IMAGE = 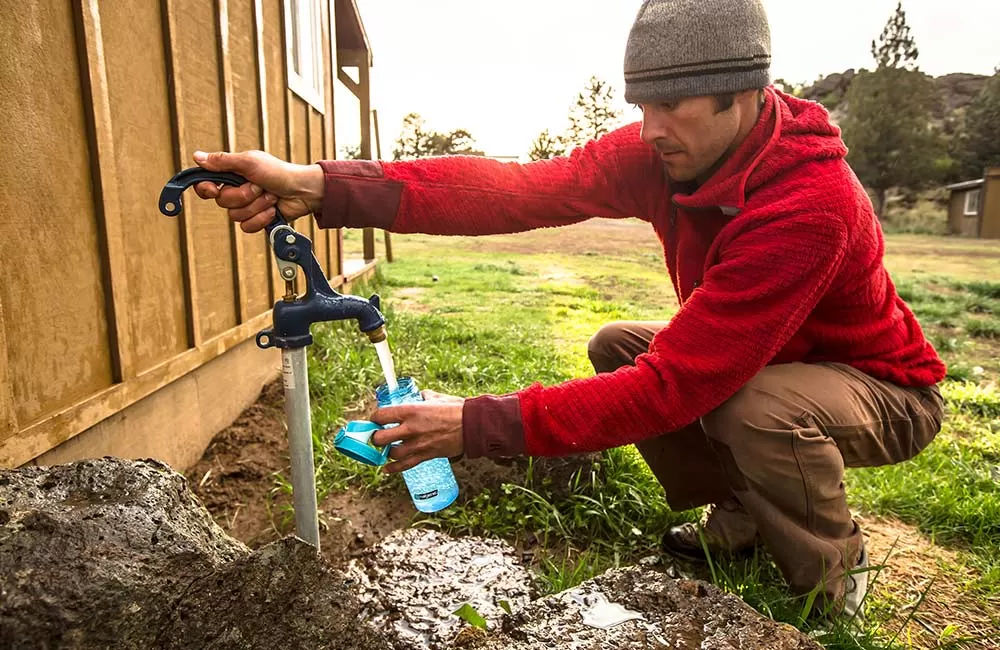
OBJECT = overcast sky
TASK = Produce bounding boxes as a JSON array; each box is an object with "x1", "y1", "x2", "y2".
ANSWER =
[{"x1": 334, "y1": 0, "x2": 1000, "y2": 159}]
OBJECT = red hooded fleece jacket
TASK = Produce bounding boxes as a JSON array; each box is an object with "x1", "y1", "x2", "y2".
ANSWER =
[{"x1": 315, "y1": 87, "x2": 946, "y2": 460}]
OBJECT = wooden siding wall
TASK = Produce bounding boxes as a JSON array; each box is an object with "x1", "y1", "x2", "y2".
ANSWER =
[
  {"x1": 0, "y1": 0, "x2": 349, "y2": 467},
  {"x1": 947, "y1": 191, "x2": 970, "y2": 236},
  {"x1": 982, "y1": 168, "x2": 1000, "y2": 240}
]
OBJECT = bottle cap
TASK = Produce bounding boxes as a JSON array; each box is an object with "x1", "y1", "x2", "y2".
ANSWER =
[{"x1": 334, "y1": 420, "x2": 392, "y2": 467}]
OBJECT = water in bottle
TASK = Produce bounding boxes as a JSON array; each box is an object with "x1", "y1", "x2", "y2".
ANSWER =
[{"x1": 376, "y1": 377, "x2": 460, "y2": 513}]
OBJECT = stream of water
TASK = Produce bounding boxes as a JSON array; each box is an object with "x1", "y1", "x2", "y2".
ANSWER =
[{"x1": 373, "y1": 338, "x2": 398, "y2": 393}]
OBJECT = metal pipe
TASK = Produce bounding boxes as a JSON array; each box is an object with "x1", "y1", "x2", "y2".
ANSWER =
[{"x1": 281, "y1": 347, "x2": 320, "y2": 549}]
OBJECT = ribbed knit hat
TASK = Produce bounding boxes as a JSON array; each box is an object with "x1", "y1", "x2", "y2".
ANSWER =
[{"x1": 624, "y1": 0, "x2": 772, "y2": 104}]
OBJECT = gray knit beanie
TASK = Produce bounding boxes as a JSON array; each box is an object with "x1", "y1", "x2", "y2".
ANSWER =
[{"x1": 624, "y1": 0, "x2": 771, "y2": 104}]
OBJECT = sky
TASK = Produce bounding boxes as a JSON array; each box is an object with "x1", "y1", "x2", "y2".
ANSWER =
[{"x1": 334, "y1": 0, "x2": 1000, "y2": 159}]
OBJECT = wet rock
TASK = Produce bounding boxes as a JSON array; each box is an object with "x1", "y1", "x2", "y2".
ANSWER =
[
  {"x1": 0, "y1": 458, "x2": 391, "y2": 650},
  {"x1": 157, "y1": 537, "x2": 390, "y2": 650},
  {"x1": 348, "y1": 531, "x2": 819, "y2": 650},
  {"x1": 346, "y1": 529, "x2": 536, "y2": 649},
  {"x1": 458, "y1": 566, "x2": 821, "y2": 650}
]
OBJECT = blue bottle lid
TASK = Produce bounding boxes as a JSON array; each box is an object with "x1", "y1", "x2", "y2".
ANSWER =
[{"x1": 334, "y1": 420, "x2": 392, "y2": 467}]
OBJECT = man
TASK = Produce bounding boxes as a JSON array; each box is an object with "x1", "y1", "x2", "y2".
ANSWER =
[{"x1": 192, "y1": 0, "x2": 945, "y2": 617}]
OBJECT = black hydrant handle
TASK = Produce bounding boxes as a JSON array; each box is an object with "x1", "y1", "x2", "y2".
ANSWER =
[{"x1": 158, "y1": 167, "x2": 289, "y2": 233}]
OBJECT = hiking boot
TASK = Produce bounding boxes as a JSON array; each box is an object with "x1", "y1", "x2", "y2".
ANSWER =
[
  {"x1": 842, "y1": 542, "x2": 870, "y2": 620},
  {"x1": 662, "y1": 497, "x2": 759, "y2": 562}
]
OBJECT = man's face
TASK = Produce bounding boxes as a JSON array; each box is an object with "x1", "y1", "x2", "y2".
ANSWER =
[{"x1": 638, "y1": 96, "x2": 742, "y2": 183}]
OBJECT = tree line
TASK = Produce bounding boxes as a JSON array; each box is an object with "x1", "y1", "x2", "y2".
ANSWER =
[
  {"x1": 380, "y1": 75, "x2": 622, "y2": 164},
  {"x1": 840, "y1": 2, "x2": 1000, "y2": 215}
]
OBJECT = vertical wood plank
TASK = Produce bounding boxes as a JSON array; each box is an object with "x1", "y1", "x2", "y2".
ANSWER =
[
  {"x1": 74, "y1": 0, "x2": 136, "y2": 381},
  {"x1": 359, "y1": 60, "x2": 374, "y2": 261},
  {"x1": 162, "y1": 0, "x2": 201, "y2": 347},
  {"x1": 300, "y1": 103, "x2": 315, "y2": 243},
  {"x1": 252, "y1": 0, "x2": 277, "y2": 306},
  {"x1": 322, "y1": 0, "x2": 334, "y2": 161},
  {"x1": 335, "y1": 228, "x2": 344, "y2": 276},
  {"x1": 372, "y1": 108, "x2": 392, "y2": 262},
  {"x1": 322, "y1": 0, "x2": 336, "y2": 273},
  {"x1": 253, "y1": 0, "x2": 269, "y2": 154},
  {"x1": 323, "y1": 0, "x2": 341, "y2": 278},
  {"x1": 306, "y1": 107, "x2": 330, "y2": 275},
  {"x1": 217, "y1": 0, "x2": 249, "y2": 324},
  {"x1": 0, "y1": 292, "x2": 16, "y2": 440}
]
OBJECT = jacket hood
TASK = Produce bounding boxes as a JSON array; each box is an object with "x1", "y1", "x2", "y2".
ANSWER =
[{"x1": 673, "y1": 87, "x2": 848, "y2": 211}]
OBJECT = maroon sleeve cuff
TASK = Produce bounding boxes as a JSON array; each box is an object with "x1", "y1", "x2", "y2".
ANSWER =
[
  {"x1": 462, "y1": 394, "x2": 526, "y2": 459},
  {"x1": 314, "y1": 160, "x2": 402, "y2": 230}
]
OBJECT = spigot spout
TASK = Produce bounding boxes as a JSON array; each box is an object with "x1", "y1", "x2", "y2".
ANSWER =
[
  {"x1": 310, "y1": 292, "x2": 386, "y2": 334},
  {"x1": 366, "y1": 324, "x2": 387, "y2": 343}
]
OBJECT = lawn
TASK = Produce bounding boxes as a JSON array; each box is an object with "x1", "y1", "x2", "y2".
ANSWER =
[{"x1": 305, "y1": 221, "x2": 1000, "y2": 649}]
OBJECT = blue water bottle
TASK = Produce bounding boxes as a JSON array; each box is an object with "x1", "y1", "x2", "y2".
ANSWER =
[{"x1": 376, "y1": 377, "x2": 460, "y2": 513}]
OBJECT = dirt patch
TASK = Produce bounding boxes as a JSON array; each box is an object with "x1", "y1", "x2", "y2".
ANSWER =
[
  {"x1": 394, "y1": 286, "x2": 432, "y2": 314},
  {"x1": 186, "y1": 380, "x2": 289, "y2": 547},
  {"x1": 889, "y1": 246, "x2": 1000, "y2": 260},
  {"x1": 457, "y1": 220, "x2": 661, "y2": 257},
  {"x1": 857, "y1": 514, "x2": 999, "y2": 649}
]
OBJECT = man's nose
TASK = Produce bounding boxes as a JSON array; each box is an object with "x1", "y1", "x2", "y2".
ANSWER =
[{"x1": 640, "y1": 112, "x2": 669, "y2": 147}]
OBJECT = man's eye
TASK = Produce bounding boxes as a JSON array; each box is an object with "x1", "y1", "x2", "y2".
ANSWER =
[{"x1": 660, "y1": 102, "x2": 677, "y2": 111}]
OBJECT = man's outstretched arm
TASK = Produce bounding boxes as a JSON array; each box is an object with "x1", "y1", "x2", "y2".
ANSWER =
[{"x1": 191, "y1": 123, "x2": 660, "y2": 236}]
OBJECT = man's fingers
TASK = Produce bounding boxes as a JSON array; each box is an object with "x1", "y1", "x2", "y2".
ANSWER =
[
  {"x1": 370, "y1": 405, "x2": 415, "y2": 428},
  {"x1": 193, "y1": 181, "x2": 220, "y2": 199},
  {"x1": 371, "y1": 423, "x2": 415, "y2": 447},
  {"x1": 387, "y1": 440, "x2": 418, "y2": 462},
  {"x1": 229, "y1": 193, "x2": 276, "y2": 221},
  {"x1": 193, "y1": 150, "x2": 254, "y2": 174},
  {"x1": 239, "y1": 207, "x2": 277, "y2": 233},
  {"x1": 215, "y1": 183, "x2": 263, "y2": 209},
  {"x1": 383, "y1": 449, "x2": 430, "y2": 474}
]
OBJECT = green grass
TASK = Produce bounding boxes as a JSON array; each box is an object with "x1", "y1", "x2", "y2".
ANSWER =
[{"x1": 285, "y1": 228, "x2": 999, "y2": 648}]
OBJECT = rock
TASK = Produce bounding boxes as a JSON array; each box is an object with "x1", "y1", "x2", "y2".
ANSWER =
[
  {"x1": 458, "y1": 566, "x2": 822, "y2": 650},
  {"x1": 345, "y1": 529, "x2": 536, "y2": 650},
  {"x1": 0, "y1": 458, "x2": 392, "y2": 650},
  {"x1": 156, "y1": 537, "x2": 388, "y2": 650},
  {"x1": 933, "y1": 73, "x2": 989, "y2": 114},
  {"x1": 801, "y1": 68, "x2": 989, "y2": 121},
  {"x1": 347, "y1": 530, "x2": 820, "y2": 650},
  {"x1": 803, "y1": 69, "x2": 856, "y2": 104}
]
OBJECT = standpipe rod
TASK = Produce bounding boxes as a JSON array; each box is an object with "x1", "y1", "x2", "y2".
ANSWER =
[{"x1": 281, "y1": 347, "x2": 320, "y2": 549}]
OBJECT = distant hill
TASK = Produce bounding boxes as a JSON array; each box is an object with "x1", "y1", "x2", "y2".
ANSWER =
[{"x1": 792, "y1": 70, "x2": 989, "y2": 125}]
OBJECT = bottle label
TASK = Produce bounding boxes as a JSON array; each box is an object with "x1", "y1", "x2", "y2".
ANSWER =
[{"x1": 414, "y1": 489, "x2": 439, "y2": 500}]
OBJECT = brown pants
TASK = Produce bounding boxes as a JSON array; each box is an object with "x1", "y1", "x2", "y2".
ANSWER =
[{"x1": 588, "y1": 321, "x2": 944, "y2": 603}]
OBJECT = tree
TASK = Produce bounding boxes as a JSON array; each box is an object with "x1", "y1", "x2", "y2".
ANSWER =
[
  {"x1": 527, "y1": 129, "x2": 565, "y2": 161},
  {"x1": 954, "y1": 69, "x2": 1000, "y2": 178},
  {"x1": 840, "y1": 2, "x2": 943, "y2": 217},
  {"x1": 565, "y1": 76, "x2": 621, "y2": 148},
  {"x1": 392, "y1": 113, "x2": 483, "y2": 160},
  {"x1": 339, "y1": 144, "x2": 361, "y2": 160},
  {"x1": 871, "y1": 2, "x2": 918, "y2": 70}
]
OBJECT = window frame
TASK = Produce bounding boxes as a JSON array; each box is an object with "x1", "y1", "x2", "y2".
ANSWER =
[
  {"x1": 963, "y1": 188, "x2": 981, "y2": 217},
  {"x1": 283, "y1": 0, "x2": 326, "y2": 113}
]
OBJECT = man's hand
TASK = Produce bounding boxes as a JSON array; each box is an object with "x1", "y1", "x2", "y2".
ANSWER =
[
  {"x1": 191, "y1": 150, "x2": 325, "y2": 232},
  {"x1": 370, "y1": 390, "x2": 466, "y2": 474}
]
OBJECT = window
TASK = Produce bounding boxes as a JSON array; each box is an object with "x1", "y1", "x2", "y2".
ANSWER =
[
  {"x1": 964, "y1": 188, "x2": 981, "y2": 216},
  {"x1": 284, "y1": 0, "x2": 325, "y2": 112}
]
